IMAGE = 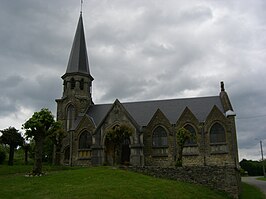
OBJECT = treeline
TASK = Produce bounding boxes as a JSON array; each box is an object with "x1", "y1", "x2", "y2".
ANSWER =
[
  {"x1": 0, "y1": 108, "x2": 66, "y2": 176},
  {"x1": 0, "y1": 138, "x2": 55, "y2": 165},
  {"x1": 240, "y1": 159, "x2": 266, "y2": 176}
]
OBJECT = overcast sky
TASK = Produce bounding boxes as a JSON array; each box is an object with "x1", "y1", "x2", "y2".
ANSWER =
[{"x1": 0, "y1": 0, "x2": 266, "y2": 161}]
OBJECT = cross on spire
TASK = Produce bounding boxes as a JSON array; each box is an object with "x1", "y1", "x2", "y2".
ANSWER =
[{"x1": 80, "y1": 0, "x2": 83, "y2": 14}]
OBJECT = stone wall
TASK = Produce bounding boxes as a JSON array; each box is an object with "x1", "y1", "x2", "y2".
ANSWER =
[{"x1": 128, "y1": 166, "x2": 241, "y2": 199}]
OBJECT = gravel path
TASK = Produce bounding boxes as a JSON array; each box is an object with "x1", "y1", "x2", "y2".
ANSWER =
[{"x1": 242, "y1": 176, "x2": 266, "y2": 197}]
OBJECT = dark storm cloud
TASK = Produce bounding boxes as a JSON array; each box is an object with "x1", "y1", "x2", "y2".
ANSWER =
[
  {"x1": 0, "y1": 0, "x2": 266, "y2": 160},
  {"x1": 0, "y1": 0, "x2": 76, "y2": 120},
  {"x1": 0, "y1": 73, "x2": 61, "y2": 118},
  {"x1": 0, "y1": 1, "x2": 76, "y2": 78},
  {"x1": 0, "y1": 75, "x2": 24, "y2": 116}
]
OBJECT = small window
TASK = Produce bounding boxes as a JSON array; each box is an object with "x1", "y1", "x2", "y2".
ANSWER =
[
  {"x1": 80, "y1": 79, "x2": 84, "y2": 90},
  {"x1": 70, "y1": 78, "x2": 75, "y2": 89},
  {"x1": 152, "y1": 126, "x2": 167, "y2": 147},
  {"x1": 79, "y1": 131, "x2": 92, "y2": 149},
  {"x1": 210, "y1": 123, "x2": 226, "y2": 143},
  {"x1": 184, "y1": 124, "x2": 197, "y2": 145},
  {"x1": 66, "y1": 105, "x2": 75, "y2": 131}
]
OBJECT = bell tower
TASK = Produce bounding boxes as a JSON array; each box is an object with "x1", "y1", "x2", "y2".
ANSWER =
[{"x1": 56, "y1": 13, "x2": 93, "y2": 130}]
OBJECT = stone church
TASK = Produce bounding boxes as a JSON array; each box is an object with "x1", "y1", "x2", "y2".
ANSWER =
[{"x1": 56, "y1": 13, "x2": 239, "y2": 168}]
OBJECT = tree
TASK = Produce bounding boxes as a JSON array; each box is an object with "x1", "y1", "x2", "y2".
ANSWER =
[
  {"x1": 48, "y1": 121, "x2": 66, "y2": 165},
  {"x1": 0, "y1": 127, "x2": 24, "y2": 166},
  {"x1": 176, "y1": 127, "x2": 192, "y2": 167},
  {"x1": 43, "y1": 136, "x2": 54, "y2": 163},
  {"x1": 22, "y1": 108, "x2": 56, "y2": 175},
  {"x1": 240, "y1": 159, "x2": 266, "y2": 176},
  {"x1": 22, "y1": 142, "x2": 31, "y2": 165},
  {"x1": 0, "y1": 146, "x2": 6, "y2": 164},
  {"x1": 105, "y1": 124, "x2": 133, "y2": 165}
]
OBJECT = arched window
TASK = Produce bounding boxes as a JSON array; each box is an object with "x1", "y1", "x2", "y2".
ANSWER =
[
  {"x1": 79, "y1": 131, "x2": 92, "y2": 149},
  {"x1": 184, "y1": 124, "x2": 197, "y2": 145},
  {"x1": 210, "y1": 123, "x2": 226, "y2": 143},
  {"x1": 152, "y1": 126, "x2": 167, "y2": 147},
  {"x1": 70, "y1": 78, "x2": 75, "y2": 89},
  {"x1": 80, "y1": 79, "x2": 84, "y2": 90},
  {"x1": 66, "y1": 105, "x2": 75, "y2": 131}
]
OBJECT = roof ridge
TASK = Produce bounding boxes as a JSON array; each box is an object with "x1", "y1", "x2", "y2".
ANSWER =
[
  {"x1": 91, "y1": 95, "x2": 219, "y2": 106},
  {"x1": 122, "y1": 95, "x2": 219, "y2": 104}
]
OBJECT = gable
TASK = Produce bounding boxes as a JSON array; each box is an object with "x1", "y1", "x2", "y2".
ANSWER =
[
  {"x1": 176, "y1": 106, "x2": 199, "y2": 127},
  {"x1": 205, "y1": 105, "x2": 227, "y2": 123},
  {"x1": 204, "y1": 105, "x2": 229, "y2": 132},
  {"x1": 75, "y1": 114, "x2": 96, "y2": 133},
  {"x1": 146, "y1": 109, "x2": 172, "y2": 133},
  {"x1": 93, "y1": 99, "x2": 140, "y2": 132}
]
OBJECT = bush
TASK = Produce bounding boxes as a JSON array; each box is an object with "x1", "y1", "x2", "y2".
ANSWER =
[
  {"x1": 0, "y1": 150, "x2": 6, "y2": 164},
  {"x1": 240, "y1": 159, "x2": 265, "y2": 176},
  {"x1": 175, "y1": 160, "x2": 182, "y2": 167}
]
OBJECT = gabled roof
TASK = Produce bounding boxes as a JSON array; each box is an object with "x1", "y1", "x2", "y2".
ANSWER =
[
  {"x1": 93, "y1": 99, "x2": 140, "y2": 132},
  {"x1": 63, "y1": 13, "x2": 92, "y2": 78},
  {"x1": 87, "y1": 96, "x2": 224, "y2": 127}
]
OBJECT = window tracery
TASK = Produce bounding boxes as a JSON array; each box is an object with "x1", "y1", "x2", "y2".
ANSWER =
[{"x1": 210, "y1": 123, "x2": 226, "y2": 143}]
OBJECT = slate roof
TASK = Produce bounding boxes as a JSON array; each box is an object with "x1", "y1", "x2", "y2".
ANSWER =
[
  {"x1": 65, "y1": 13, "x2": 91, "y2": 76},
  {"x1": 86, "y1": 96, "x2": 224, "y2": 127}
]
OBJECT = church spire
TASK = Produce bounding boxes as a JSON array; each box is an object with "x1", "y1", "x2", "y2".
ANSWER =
[
  {"x1": 63, "y1": 13, "x2": 93, "y2": 80},
  {"x1": 58, "y1": 12, "x2": 94, "y2": 111}
]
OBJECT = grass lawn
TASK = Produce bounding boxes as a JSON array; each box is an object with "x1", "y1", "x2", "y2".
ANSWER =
[
  {"x1": 257, "y1": 177, "x2": 266, "y2": 181},
  {"x1": 0, "y1": 164, "x2": 79, "y2": 175},
  {"x1": 240, "y1": 182, "x2": 265, "y2": 199},
  {"x1": 0, "y1": 166, "x2": 231, "y2": 199}
]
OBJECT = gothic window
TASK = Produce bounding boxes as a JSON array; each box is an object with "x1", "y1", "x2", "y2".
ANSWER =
[
  {"x1": 152, "y1": 126, "x2": 168, "y2": 147},
  {"x1": 70, "y1": 78, "x2": 75, "y2": 89},
  {"x1": 80, "y1": 78, "x2": 84, "y2": 90},
  {"x1": 184, "y1": 124, "x2": 197, "y2": 145},
  {"x1": 79, "y1": 131, "x2": 92, "y2": 149},
  {"x1": 210, "y1": 123, "x2": 226, "y2": 143},
  {"x1": 66, "y1": 105, "x2": 75, "y2": 131}
]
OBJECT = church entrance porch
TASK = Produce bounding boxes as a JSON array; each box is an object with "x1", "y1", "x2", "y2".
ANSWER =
[
  {"x1": 121, "y1": 138, "x2": 130, "y2": 165},
  {"x1": 104, "y1": 137, "x2": 131, "y2": 166}
]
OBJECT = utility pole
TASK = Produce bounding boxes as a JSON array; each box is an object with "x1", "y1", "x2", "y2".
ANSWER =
[{"x1": 260, "y1": 140, "x2": 266, "y2": 177}]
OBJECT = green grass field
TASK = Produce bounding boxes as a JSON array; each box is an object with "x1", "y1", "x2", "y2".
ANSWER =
[
  {"x1": 257, "y1": 177, "x2": 266, "y2": 181},
  {"x1": 0, "y1": 166, "x2": 231, "y2": 199},
  {"x1": 240, "y1": 182, "x2": 265, "y2": 199},
  {"x1": 0, "y1": 165, "x2": 265, "y2": 199}
]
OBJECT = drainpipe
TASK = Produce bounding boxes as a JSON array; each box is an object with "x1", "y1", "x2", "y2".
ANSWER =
[
  {"x1": 201, "y1": 122, "x2": 206, "y2": 166},
  {"x1": 70, "y1": 130, "x2": 73, "y2": 167}
]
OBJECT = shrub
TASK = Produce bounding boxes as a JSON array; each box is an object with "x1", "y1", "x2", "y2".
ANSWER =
[
  {"x1": 240, "y1": 159, "x2": 265, "y2": 176},
  {"x1": 175, "y1": 160, "x2": 182, "y2": 167},
  {"x1": 0, "y1": 150, "x2": 6, "y2": 164}
]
